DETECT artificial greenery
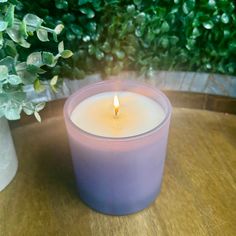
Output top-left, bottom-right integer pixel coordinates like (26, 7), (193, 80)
(19, 0), (236, 79)
(1, 0), (235, 120)
(0, 0), (73, 121)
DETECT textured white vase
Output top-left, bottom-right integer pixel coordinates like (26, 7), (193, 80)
(0, 117), (18, 191)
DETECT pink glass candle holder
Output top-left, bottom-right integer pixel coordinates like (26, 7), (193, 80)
(64, 79), (172, 215)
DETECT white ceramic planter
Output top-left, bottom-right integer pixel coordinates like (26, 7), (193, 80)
(0, 117), (18, 191)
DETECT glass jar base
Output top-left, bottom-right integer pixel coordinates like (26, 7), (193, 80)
(78, 187), (161, 216)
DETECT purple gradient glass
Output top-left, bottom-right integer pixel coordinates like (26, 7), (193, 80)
(64, 79), (172, 215)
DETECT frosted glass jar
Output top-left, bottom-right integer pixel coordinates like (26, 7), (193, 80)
(64, 79), (172, 215)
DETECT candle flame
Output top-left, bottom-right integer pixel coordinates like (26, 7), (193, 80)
(113, 95), (119, 116)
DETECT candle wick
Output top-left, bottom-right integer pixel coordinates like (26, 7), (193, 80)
(114, 108), (119, 117)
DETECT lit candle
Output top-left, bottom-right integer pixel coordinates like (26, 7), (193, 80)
(113, 94), (119, 117)
(70, 91), (165, 138)
(64, 79), (172, 215)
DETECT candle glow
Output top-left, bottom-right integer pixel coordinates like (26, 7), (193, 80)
(70, 91), (165, 138)
(113, 95), (119, 117)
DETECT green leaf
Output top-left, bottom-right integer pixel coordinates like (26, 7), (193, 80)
(0, 21), (8, 32)
(71, 24), (82, 35)
(58, 41), (64, 53)
(78, 0), (91, 5)
(36, 29), (49, 42)
(136, 13), (146, 24)
(6, 24), (22, 43)
(5, 40), (17, 57)
(17, 70), (35, 85)
(82, 35), (90, 42)
(0, 0), (8, 2)
(101, 42), (111, 53)
(4, 104), (21, 120)
(34, 111), (41, 122)
(133, 0), (142, 6)
(42, 52), (55, 66)
(135, 26), (143, 37)
(4, 4), (14, 28)
(192, 27), (201, 38)
(229, 41), (236, 51)
(169, 36), (179, 45)
(19, 20), (27, 38)
(23, 14), (43, 31)
(182, 2), (189, 15)
(54, 24), (64, 35)
(207, 0), (216, 9)
(161, 21), (170, 33)
(27, 52), (43, 67)
(223, 29), (230, 38)
(95, 50), (104, 60)
(221, 13), (230, 24)
(0, 65), (8, 80)
(127, 5), (135, 14)
(88, 44), (95, 55)
(50, 75), (58, 92)
(34, 79), (45, 93)
(23, 103), (34, 115)
(182, 0), (195, 15)
(12, 92), (26, 102)
(26, 64), (46, 74)
(8, 75), (22, 85)
(19, 38), (31, 48)
(19, 39), (30, 48)
(160, 37), (169, 48)
(35, 102), (45, 112)
(50, 75), (58, 86)
(62, 13), (76, 23)
(15, 62), (27, 72)
(7, 24), (28, 45)
(203, 20), (214, 29)
(0, 56), (15, 73)
(114, 50), (125, 60)
(60, 50), (73, 58)
(105, 55), (113, 62)
(55, 0), (68, 9)
(186, 38), (196, 50)
(80, 8), (95, 19)
(156, 7), (166, 19)
(53, 32), (58, 42)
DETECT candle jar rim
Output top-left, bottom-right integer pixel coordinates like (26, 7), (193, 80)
(64, 79), (172, 142)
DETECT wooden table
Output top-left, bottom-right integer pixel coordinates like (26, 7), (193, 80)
(0, 100), (236, 236)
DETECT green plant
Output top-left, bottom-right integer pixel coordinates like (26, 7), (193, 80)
(0, 0), (73, 121)
(18, 0), (236, 78)
(1, 0), (234, 122)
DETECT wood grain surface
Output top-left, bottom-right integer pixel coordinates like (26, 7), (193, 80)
(0, 106), (236, 236)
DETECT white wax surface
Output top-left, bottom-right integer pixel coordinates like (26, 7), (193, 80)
(70, 91), (165, 138)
